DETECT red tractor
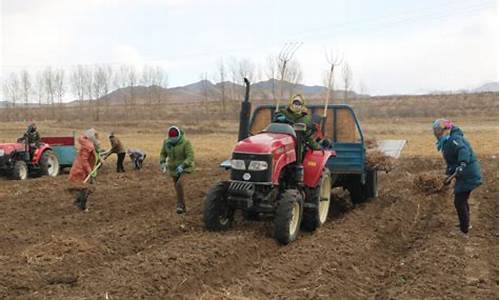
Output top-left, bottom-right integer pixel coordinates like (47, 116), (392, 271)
(203, 79), (335, 244)
(0, 140), (60, 180)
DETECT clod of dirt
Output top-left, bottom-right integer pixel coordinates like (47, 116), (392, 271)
(365, 137), (378, 149)
(45, 274), (78, 286)
(366, 150), (396, 172)
(21, 235), (100, 265)
(414, 173), (449, 195)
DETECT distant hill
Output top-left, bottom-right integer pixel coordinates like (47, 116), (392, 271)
(95, 79), (355, 105)
(473, 82), (498, 93)
(430, 81), (499, 95)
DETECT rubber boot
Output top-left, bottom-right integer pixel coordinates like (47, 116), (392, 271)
(174, 177), (186, 214)
(73, 190), (86, 210)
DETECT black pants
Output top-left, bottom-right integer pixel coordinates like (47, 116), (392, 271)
(117, 152), (126, 172)
(134, 154), (146, 170)
(454, 191), (471, 233)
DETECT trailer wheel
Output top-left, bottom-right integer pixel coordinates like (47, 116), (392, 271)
(348, 179), (367, 205)
(40, 150), (60, 177)
(11, 160), (28, 180)
(203, 181), (234, 231)
(274, 189), (303, 244)
(302, 168), (332, 231)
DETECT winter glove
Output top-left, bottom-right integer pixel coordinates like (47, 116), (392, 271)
(320, 139), (332, 148)
(455, 162), (467, 176)
(273, 113), (287, 123)
(160, 162), (167, 174)
(175, 165), (184, 176)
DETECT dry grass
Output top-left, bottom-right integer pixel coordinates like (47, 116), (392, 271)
(0, 116), (496, 164)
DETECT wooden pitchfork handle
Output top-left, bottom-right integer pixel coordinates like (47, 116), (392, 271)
(442, 171), (458, 187)
(84, 162), (102, 184)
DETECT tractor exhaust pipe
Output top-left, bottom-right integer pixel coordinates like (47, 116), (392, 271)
(238, 78), (251, 141)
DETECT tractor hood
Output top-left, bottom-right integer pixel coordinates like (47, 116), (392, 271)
(0, 143), (25, 156)
(233, 132), (295, 154)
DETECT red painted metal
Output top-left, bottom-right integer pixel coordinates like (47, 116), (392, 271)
(0, 143), (25, 154)
(32, 144), (52, 164)
(41, 136), (74, 146)
(233, 133), (295, 154)
(303, 149), (336, 188)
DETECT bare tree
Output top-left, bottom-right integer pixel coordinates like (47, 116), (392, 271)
(71, 65), (87, 114)
(215, 58), (227, 114)
(3, 72), (20, 115)
(92, 65), (108, 121)
(128, 66), (137, 102)
(286, 60), (303, 96)
(142, 65), (155, 109)
(199, 72), (209, 113)
(35, 71), (45, 107)
(341, 62), (352, 101)
(19, 70), (32, 107)
(154, 66), (168, 104)
(42, 67), (57, 118)
(358, 80), (368, 98)
(54, 69), (65, 105)
(82, 66), (94, 119)
(265, 55), (279, 102)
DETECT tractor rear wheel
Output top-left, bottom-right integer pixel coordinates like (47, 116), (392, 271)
(274, 189), (303, 244)
(40, 150), (60, 177)
(11, 160), (28, 180)
(302, 168), (332, 231)
(203, 181), (234, 231)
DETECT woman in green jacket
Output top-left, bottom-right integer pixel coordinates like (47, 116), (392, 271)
(160, 126), (195, 214)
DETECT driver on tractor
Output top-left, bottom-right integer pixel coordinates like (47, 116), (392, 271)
(272, 94), (322, 151)
(18, 123), (41, 160)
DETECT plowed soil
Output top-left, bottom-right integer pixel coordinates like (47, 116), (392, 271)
(0, 151), (497, 299)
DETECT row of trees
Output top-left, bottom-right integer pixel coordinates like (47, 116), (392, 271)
(2, 54), (356, 121)
(2, 64), (169, 119)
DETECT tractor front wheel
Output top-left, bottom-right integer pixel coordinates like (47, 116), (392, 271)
(11, 160), (28, 180)
(40, 150), (60, 177)
(203, 181), (234, 231)
(274, 189), (303, 244)
(302, 168), (332, 231)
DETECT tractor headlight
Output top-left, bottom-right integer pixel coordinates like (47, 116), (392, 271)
(231, 159), (246, 170)
(248, 160), (268, 171)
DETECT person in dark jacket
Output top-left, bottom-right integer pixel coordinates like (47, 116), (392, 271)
(433, 119), (482, 234)
(19, 123), (41, 159)
(160, 126), (195, 214)
(127, 148), (146, 170)
(272, 94), (321, 150)
(103, 132), (126, 173)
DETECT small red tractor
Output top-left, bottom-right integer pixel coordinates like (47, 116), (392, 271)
(203, 79), (336, 244)
(0, 138), (62, 180)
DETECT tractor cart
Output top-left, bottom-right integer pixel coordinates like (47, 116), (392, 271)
(0, 135), (76, 180)
(203, 79), (404, 244)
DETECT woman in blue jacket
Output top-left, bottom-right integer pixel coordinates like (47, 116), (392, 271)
(433, 119), (482, 234)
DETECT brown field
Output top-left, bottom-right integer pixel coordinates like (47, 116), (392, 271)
(0, 93), (498, 299)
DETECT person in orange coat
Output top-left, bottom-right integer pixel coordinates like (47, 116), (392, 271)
(68, 129), (99, 211)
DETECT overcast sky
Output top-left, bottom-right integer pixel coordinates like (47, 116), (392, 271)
(1, 0), (498, 95)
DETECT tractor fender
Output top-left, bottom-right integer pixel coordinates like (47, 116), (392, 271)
(32, 144), (52, 164)
(303, 149), (336, 188)
(271, 144), (297, 185)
